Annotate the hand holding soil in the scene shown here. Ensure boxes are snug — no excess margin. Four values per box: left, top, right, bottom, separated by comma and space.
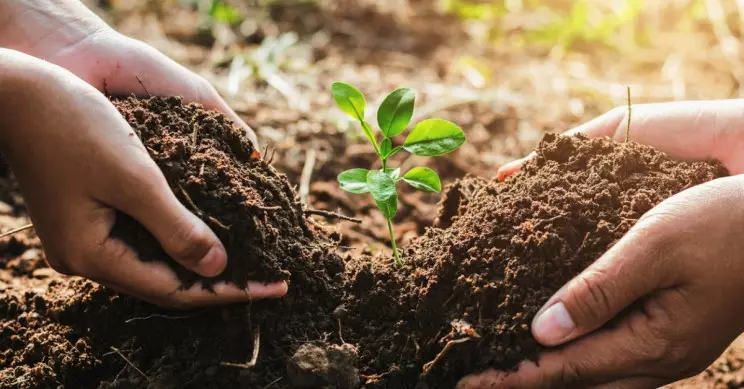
461, 101, 744, 388
0, 49, 286, 307
0, 0, 258, 147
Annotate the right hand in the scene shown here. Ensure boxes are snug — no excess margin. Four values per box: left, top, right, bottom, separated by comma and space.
497, 99, 744, 179
0, 49, 287, 308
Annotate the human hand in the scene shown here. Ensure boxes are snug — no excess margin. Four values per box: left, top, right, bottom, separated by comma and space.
460, 100, 744, 388
0, 0, 259, 147
0, 49, 286, 308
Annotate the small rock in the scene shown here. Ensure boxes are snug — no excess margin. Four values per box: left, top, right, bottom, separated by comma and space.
0, 201, 13, 215
287, 343, 359, 389
32, 268, 57, 280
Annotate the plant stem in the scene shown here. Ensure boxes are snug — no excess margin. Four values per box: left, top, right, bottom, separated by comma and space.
385, 217, 403, 265
625, 85, 632, 143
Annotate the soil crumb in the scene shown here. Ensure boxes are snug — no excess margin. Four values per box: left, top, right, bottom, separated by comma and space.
342, 133, 729, 388
111, 95, 315, 288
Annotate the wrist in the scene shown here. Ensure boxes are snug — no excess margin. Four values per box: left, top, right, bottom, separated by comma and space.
0, 49, 56, 150
0, 0, 109, 58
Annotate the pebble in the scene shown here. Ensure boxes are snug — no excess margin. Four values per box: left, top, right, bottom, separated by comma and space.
32, 268, 56, 280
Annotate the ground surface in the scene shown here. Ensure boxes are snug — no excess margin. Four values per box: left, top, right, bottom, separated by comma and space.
2, 0, 744, 388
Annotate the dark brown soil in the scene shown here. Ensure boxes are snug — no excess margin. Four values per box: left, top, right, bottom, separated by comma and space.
0, 99, 734, 389
110, 95, 317, 288
341, 133, 729, 388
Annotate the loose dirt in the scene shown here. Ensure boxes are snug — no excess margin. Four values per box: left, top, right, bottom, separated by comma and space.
341, 133, 729, 388
0, 100, 739, 389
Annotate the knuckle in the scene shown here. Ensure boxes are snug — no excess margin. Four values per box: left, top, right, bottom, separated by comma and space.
159, 294, 194, 310
165, 220, 207, 262
554, 361, 584, 387
569, 270, 613, 325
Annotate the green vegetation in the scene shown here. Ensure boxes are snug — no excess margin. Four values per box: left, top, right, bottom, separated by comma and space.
332, 82, 466, 265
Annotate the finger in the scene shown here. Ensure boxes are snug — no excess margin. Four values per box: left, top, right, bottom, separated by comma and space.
587, 377, 665, 389
531, 216, 677, 346
92, 237, 288, 308
100, 154, 228, 278
457, 317, 665, 389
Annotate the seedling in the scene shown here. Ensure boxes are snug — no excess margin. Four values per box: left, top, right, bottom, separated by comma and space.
332, 82, 466, 265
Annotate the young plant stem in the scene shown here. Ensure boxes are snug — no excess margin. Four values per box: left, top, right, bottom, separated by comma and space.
386, 216, 403, 265
625, 85, 632, 143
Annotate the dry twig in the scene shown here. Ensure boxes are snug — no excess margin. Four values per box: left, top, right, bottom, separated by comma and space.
304, 209, 361, 223
107, 347, 151, 382
421, 338, 471, 377
299, 149, 317, 205
0, 223, 34, 239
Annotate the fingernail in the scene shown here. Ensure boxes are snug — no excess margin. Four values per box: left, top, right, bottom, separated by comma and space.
533, 302, 575, 345
196, 245, 227, 277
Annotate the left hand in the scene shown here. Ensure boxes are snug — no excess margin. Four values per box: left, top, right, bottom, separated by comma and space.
459, 101, 744, 389
0, 0, 259, 147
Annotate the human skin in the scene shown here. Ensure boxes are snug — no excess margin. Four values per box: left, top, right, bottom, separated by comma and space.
0, 1, 287, 307
459, 100, 744, 388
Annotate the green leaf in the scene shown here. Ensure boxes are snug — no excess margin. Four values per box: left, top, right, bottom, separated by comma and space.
375, 195, 398, 218
360, 120, 379, 152
383, 167, 401, 179
338, 168, 370, 194
403, 119, 466, 156
366, 170, 397, 202
208, 0, 242, 25
331, 82, 366, 121
380, 138, 392, 157
403, 167, 441, 192
377, 88, 415, 137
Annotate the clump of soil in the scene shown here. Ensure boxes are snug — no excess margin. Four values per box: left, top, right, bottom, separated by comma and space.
111, 95, 317, 287
342, 133, 729, 388
1, 96, 348, 389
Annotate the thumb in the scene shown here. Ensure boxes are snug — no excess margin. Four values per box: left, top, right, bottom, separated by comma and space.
531, 217, 673, 346
110, 168, 227, 278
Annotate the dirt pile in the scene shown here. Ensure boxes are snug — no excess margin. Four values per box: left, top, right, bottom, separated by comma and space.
111, 95, 316, 287
1, 97, 347, 389
342, 133, 728, 388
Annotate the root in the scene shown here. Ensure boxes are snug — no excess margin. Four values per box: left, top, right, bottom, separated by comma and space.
304, 209, 361, 223
338, 318, 346, 344
107, 347, 151, 382
124, 312, 202, 324
420, 338, 471, 377
299, 148, 317, 205
262, 377, 283, 389
257, 205, 282, 211
177, 184, 204, 217
221, 325, 261, 369
208, 216, 231, 231
0, 223, 34, 239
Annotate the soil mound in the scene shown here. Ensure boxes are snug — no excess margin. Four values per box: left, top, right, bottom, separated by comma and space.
342, 133, 728, 388
111, 95, 314, 287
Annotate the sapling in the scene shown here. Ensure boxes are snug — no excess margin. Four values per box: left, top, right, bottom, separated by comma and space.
331, 82, 466, 265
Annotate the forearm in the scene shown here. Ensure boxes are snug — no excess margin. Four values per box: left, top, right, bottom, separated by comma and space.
0, 0, 107, 57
